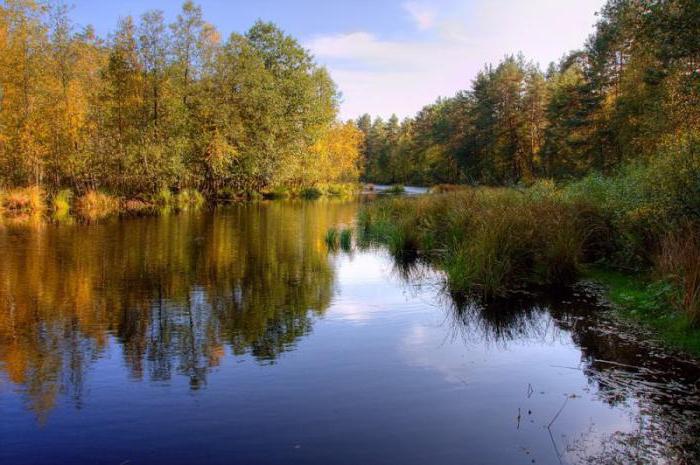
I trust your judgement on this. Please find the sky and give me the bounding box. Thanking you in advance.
[67,0,606,120]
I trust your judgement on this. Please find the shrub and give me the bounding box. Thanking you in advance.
[76,191,120,220]
[123,199,155,215]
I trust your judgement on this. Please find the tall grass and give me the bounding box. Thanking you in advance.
[175,189,205,209]
[1,186,46,214]
[325,227,339,250]
[76,191,120,220]
[360,189,590,296]
[657,226,700,325]
[52,189,73,216]
[359,134,700,321]
[339,228,353,251]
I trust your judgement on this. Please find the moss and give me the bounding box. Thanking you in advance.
[585,267,700,356]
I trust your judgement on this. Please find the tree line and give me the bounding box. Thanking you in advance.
[0,0,362,197]
[359,0,699,186]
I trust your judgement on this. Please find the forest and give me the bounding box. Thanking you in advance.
[357,0,700,353]
[359,0,698,186]
[0,0,362,201]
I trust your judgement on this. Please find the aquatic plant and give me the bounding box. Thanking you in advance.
[325,227,339,249]
[339,228,353,251]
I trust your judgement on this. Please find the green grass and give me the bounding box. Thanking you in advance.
[585,268,700,356]
[325,227,339,249]
[339,228,353,251]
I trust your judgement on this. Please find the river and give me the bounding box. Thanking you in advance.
[0,199,698,465]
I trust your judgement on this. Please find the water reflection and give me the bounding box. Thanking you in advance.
[0,201,356,418]
[1,201,699,465]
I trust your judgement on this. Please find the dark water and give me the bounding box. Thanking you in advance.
[1,200,698,465]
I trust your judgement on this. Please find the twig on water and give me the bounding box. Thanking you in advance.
[548,396,570,429]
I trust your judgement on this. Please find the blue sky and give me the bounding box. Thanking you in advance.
[68,0,606,120]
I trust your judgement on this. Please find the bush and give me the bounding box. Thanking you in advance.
[76,191,119,220]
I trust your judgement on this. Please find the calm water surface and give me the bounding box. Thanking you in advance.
[1,200,699,465]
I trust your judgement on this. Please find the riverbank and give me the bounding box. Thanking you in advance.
[0,183,361,221]
[357,144,699,355]
[585,268,700,356]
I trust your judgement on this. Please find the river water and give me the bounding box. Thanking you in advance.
[0,199,698,465]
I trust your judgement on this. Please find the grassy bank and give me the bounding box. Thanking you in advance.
[585,268,700,356]
[0,183,362,221]
[358,136,700,352]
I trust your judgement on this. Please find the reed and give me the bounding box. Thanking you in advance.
[657,225,700,325]
[325,227,339,249]
[76,191,120,220]
[339,228,353,251]
[1,186,46,214]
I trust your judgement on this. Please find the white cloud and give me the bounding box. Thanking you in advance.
[307,0,606,120]
[403,2,437,31]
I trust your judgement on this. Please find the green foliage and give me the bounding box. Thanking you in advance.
[52,189,73,216]
[358,0,699,187]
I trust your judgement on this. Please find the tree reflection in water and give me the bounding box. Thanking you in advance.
[0,200,356,419]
